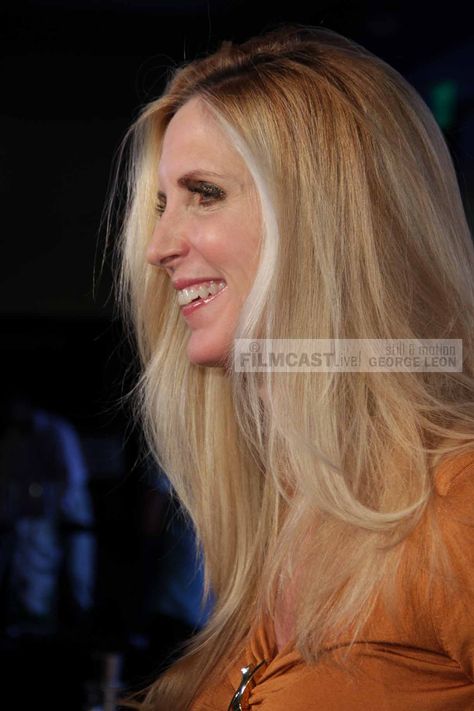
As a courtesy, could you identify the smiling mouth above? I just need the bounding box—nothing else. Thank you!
[176,280,227,306]
[180,283,228,316]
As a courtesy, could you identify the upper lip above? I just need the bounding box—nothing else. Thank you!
[172,277,225,290]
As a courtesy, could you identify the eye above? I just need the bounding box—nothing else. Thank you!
[155,198,166,217]
[154,181,226,218]
[189,182,226,206]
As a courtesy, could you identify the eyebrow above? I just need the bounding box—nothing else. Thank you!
[157,169,230,199]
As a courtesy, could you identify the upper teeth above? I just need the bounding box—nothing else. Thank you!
[177,280,226,306]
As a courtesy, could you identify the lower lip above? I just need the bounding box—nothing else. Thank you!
[181,285,227,317]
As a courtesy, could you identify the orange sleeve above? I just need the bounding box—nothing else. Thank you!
[431,453,474,681]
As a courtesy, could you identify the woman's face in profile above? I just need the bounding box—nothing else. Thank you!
[147,96,262,367]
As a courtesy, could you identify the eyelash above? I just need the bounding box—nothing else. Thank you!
[155,183,225,217]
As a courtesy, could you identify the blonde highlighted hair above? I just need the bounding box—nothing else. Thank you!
[113,24,474,709]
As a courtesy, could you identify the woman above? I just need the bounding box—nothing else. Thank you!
[114,24,474,710]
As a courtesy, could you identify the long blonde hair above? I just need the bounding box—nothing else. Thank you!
[114,24,474,709]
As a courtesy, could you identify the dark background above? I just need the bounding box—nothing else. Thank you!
[2,0,474,417]
[1,1,473,708]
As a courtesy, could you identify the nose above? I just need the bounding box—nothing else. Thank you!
[146,214,190,272]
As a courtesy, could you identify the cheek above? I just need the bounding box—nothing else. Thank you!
[190,222,229,263]
[190,214,261,282]
[190,221,240,270]
[238,228,262,281]
[222,229,260,280]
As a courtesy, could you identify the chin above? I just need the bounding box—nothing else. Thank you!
[186,338,230,368]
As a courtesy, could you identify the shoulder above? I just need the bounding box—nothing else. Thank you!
[430,448,474,549]
[427,448,474,679]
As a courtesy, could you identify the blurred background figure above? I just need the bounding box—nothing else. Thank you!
[0,395,95,637]
[0,394,211,710]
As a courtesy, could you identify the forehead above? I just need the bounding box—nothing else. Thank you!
[158,97,247,183]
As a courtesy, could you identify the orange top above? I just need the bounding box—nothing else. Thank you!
[191,449,474,710]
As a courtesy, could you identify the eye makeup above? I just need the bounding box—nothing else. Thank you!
[156,178,226,216]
